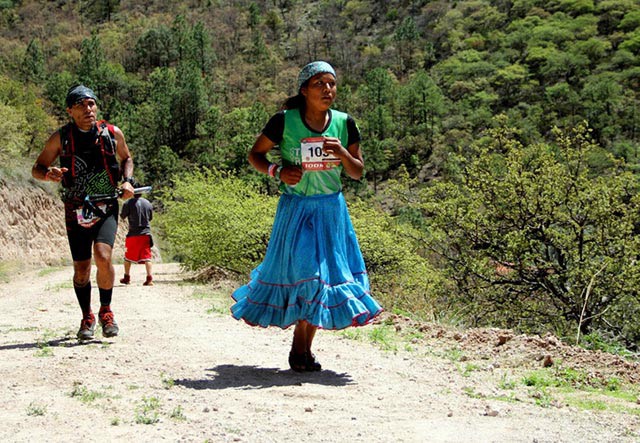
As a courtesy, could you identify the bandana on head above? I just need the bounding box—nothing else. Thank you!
[66,84,98,108]
[297,61,337,91]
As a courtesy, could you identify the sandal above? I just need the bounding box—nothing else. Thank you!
[288,351,307,372]
[306,352,322,372]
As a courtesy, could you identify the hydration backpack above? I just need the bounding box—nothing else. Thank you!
[59,120,120,188]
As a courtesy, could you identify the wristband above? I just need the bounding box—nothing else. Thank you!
[267,163,278,177]
[122,177,135,186]
[275,166,283,180]
[35,163,50,177]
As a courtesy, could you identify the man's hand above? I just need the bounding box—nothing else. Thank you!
[119,181,135,200]
[44,167,68,182]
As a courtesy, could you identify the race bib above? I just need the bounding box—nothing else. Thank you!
[75,203,105,228]
[300,137,341,171]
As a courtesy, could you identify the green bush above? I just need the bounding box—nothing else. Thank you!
[348,199,444,319]
[157,168,276,274]
[416,120,640,344]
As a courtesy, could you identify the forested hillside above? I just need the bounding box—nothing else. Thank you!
[2,0,640,352]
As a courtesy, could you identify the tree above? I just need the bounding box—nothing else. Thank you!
[170,61,208,154]
[192,22,214,76]
[1,75,57,151]
[416,118,640,343]
[356,68,397,190]
[0,103,28,160]
[80,0,120,23]
[397,71,446,163]
[21,39,45,83]
[393,16,420,73]
[580,73,623,146]
[134,25,177,72]
[77,34,105,88]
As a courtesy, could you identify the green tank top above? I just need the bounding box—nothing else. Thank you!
[280,108,349,196]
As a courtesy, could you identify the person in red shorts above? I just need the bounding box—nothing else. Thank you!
[119,191,154,286]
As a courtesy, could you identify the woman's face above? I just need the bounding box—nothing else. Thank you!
[301,72,337,110]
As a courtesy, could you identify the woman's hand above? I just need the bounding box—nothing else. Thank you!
[279,165,303,185]
[322,137,347,158]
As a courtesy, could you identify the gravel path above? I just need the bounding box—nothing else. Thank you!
[0,263,637,442]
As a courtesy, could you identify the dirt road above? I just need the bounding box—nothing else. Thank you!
[0,263,638,442]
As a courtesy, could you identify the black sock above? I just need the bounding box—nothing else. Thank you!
[99,287,113,307]
[74,282,92,317]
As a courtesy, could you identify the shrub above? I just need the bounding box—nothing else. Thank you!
[157,168,276,274]
[347,199,444,319]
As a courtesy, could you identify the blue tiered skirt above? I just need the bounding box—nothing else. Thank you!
[231,192,382,330]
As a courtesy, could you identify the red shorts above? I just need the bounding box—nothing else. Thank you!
[124,235,152,263]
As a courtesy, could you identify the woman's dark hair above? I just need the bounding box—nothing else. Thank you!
[280,79,309,110]
[281,94,305,110]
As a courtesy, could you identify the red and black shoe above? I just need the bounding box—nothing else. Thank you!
[98,306,119,338]
[77,312,96,341]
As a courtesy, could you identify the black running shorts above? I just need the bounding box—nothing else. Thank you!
[66,211,118,262]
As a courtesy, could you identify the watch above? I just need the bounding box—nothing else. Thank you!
[123,177,135,186]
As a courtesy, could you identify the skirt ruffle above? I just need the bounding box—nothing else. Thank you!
[231,192,382,330]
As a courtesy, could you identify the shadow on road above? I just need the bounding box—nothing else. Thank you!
[0,336,108,350]
[174,364,355,390]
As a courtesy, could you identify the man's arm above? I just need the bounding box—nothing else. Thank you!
[120,200,129,220]
[32,131,67,182]
[114,126,134,199]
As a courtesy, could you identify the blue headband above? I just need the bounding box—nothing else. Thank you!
[66,85,97,108]
[297,61,336,91]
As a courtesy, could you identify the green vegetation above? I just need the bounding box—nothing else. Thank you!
[70,383,107,403]
[519,367,640,413]
[3,1,640,349]
[157,169,276,274]
[44,281,74,292]
[169,405,187,421]
[339,317,639,414]
[25,402,46,416]
[160,372,175,390]
[34,329,58,357]
[134,396,161,425]
[37,267,64,277]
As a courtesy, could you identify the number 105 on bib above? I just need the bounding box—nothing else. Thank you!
[301,137,341,171]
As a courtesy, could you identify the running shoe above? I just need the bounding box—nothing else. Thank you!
[98,307,119,337]
[77,312,96,340]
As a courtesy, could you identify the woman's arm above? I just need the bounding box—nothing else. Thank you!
[322,137,364,180]
[249,134,303,185]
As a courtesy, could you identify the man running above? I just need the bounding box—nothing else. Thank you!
[119,191,154,286]
[32,84,135,340]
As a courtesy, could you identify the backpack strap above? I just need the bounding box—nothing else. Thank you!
[59,123,75,188]
[97,120,120,187]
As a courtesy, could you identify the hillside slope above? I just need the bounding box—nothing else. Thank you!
[0,180,68,265]
[0,179,127,266]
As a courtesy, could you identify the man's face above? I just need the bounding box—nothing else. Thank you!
[66,98,97,130]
